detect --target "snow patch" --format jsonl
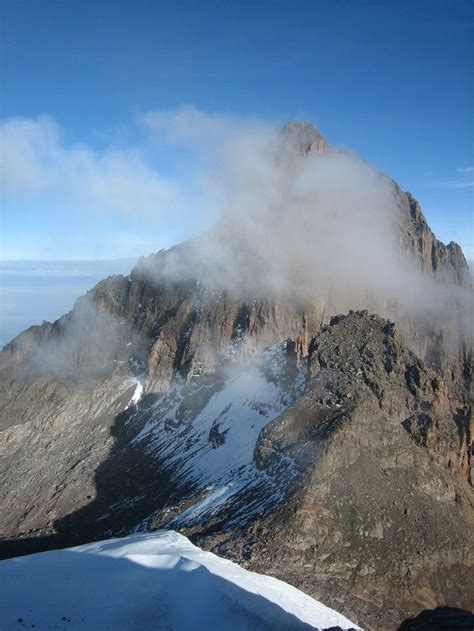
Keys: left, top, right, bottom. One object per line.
{"left": 125, "top": 375, "right": 144, "bottom": 410}
{"left": 133, "top": 344, "right": 306, "bottom": 527}
{"left": 0, "top": 531, "right": 360, "bottom": 630}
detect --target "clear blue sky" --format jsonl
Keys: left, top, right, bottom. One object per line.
{"left": 1, "top": 0, "right": 473, "bottom": 259}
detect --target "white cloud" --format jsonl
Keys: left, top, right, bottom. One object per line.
{"left": 0, "top": 115, "right": 59, "bottom": 198}
{"left": 1, "top": 107, "right": 472, "bottom": 353}
{"left": 429, "top": 166, "right": 474, "bottom": 188}
{"left": 437, "top": 180, "right": 474, "bottom": 189}
{"left": 139, "top": 105, "right": 268, "bottom": 150}
{"left": 2, "top": 107, "right": 472, "bottom": 302}
{"left": 0, "top": 116, "right": 177, "bottom": 217}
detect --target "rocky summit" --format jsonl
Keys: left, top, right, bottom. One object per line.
{"left": 0, "top": 124, "right": 472, "bottom": 631}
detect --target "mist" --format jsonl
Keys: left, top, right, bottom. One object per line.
{"left": 137, "top": 112, "right": 473, "bottom": 349}
{"left": 4, "top": 109, "right": 472, "bottom": 373}
{"left": 0, "top": 260, "right": 135, "bottom": 348}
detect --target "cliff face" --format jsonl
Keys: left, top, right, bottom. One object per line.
{"left": 201, "top": 313, "right": 473, "bottom": 630}
{"left": 399, "top": 191, "right": 470, "bottom": 286}
{"left": 81, "top": 190, "right": 471, "bottom": 397}
{"left": 0, "top": 124, "right": 472, "bottom": 631}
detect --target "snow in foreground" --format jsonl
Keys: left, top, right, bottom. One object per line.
{"left": 0, "top": 531, "right": 360, "bottom": 631}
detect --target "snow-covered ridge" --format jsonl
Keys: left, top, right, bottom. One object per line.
{"left": 0, "top": 531, "right": 360, "bottom": 630}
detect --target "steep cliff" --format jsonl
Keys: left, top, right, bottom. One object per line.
{"left": 398, "top": 190, "right": 470, "bottom": 286}
{"left": 197, "top": 312, "right": 473, "bottom": 630}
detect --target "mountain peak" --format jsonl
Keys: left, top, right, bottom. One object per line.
{"left": 281, "top": 121, "right": 329, "bottom": 155}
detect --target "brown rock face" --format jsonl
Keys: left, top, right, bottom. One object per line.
{"left": 281, "top": 122, "right": 330, "bottom": 155}
{"left": 398, "top": 191, "right": 470, "bottom": 285}
{"left": 201, "top": 312, "right": 473, "bottom": 631}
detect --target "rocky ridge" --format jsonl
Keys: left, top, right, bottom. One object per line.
{"left": 196, "top": 312, "right": 473, "bottom": 630}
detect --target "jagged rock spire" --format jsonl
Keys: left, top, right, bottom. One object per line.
{"left": 281, "top": 121, "right": 330, "bottom": 155}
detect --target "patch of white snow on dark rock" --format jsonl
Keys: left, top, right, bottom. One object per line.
{"left": 133, "top": 344, "right": 306, "bottom": 528}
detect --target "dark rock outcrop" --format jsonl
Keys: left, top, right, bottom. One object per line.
{"left": 398, "top": 606, "right": 474, "bottom": 631}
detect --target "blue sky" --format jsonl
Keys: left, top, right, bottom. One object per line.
{"left": 1, "top": 0, "right": 473, "bottom": 260}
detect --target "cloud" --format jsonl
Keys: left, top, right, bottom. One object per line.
{"left": 138, "top": 111, "right": 401, "bottom": 300}
{"left": 139, "top": 105, "right": 268, "bottom": 151}
{"left": 436, "top": 180, "right": 474, "bottom": 189}
{"left": 135, "top": 109, "right": 473, "bottom": 350}
{"left": 0, "top": 116, "right": 177, "bottom": 217}
{"left": 2, "top": 109, "right": 471, "bottom": 318}
{"left": 428, "top": 166, "right": 474, "bottom": 188}
{"left": 3, "top": 107, "right": 472, "bottom": 361}
{"left": 0, "top": 259, "right": 135, "bottom": 349}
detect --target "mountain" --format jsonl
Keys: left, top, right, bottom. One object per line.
{"left": 0, "top": 123, "right": 472, "bottom": 631}
{"left": 0, "top": 530, "right": 359, "bottom": 631}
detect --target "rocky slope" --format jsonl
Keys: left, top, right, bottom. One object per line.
{"left": 0, "top": 123, "right": 472, "bottom": 630}
{"left": 195, "top": 312, "right": 473, "bottom": 630}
